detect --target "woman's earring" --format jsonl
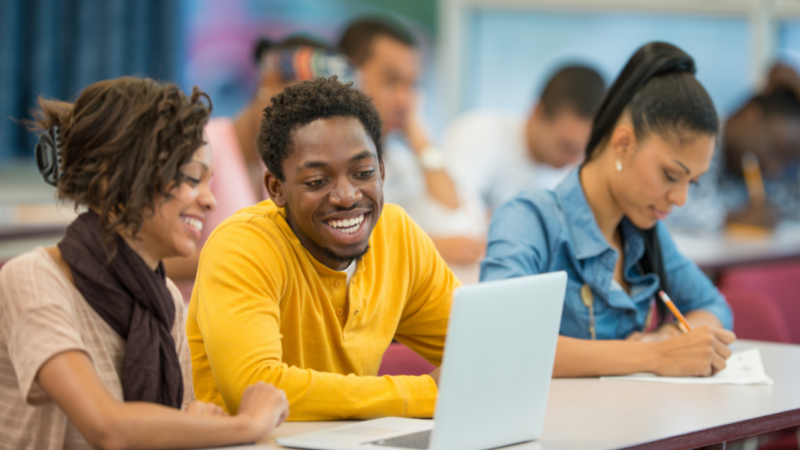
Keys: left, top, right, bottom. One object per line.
{"left": 616, "top": 160, "right": 623, "bottom": 172}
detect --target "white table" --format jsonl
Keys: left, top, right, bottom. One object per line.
{"left": 672, "top": 222, "right": 800, "bottom": 270}
{"left": 217, "top": 340, "right": 800, "bottom": 450}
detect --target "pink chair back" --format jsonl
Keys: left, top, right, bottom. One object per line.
{"left": 718, "top": 287, "right": 792, "bottom": 343}
{"left": 378, "top": 343, "right": 436, "bottom": 377}
{"left": 757, "top": 428, "right": 799, "bottom": 450}
{"left": 718, "top": 260, "right": 800, "bottom": 343}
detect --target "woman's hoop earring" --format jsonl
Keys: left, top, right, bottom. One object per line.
{"left": 616, "top": 160, "right": 623, "bottom": 172}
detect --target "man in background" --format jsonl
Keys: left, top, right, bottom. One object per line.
{"left": 444, "top": 66, "right": 605, "bottom": 212}
{"left": 339, "top": 17, "right": 486, "bottom": 264}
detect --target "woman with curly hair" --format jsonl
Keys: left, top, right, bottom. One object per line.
{"left": 0, "top": 77, "right": 288, "bottom": 449}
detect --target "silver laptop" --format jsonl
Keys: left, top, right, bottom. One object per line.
{"left": 277, "top": 272, "right": 566, "bottom": 450}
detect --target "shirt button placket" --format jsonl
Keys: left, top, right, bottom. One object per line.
{"left": 333, "top": 278, "right": 348, "bottom": 336}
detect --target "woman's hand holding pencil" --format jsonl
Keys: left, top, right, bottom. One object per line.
{"left": 658, "top": 291, "right": 693, "bottom": 333}
{"left": 648, "top": 326, "right": 737, "bottom": 376}
{"left": 627, "top": 291, "right": 738, "bottom": 376}
{"left": 627, "top": 291, "right": 702, "bottom": 343}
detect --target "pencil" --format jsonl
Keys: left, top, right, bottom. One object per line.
{"left": 742, "top": 152, "right": 766, "bottom": 207}
{"left": 658, "top": 290, "right": 692, "bottom": 333}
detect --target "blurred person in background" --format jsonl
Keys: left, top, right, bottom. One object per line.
{"left": 724, "top": 63, "right": 800, "bottom": 181}
{"left": 0, "top": 77, "right": 288, "bottom": 450}
{"left": 444, "top": 66, "right": 606, "bottom": 213}
{"left": 339, "top": 17, "right": 487, "bottom": 264}
{"left": 667, "top": 62, "right": 800, "bottom": 234}
{"left": 164, "top": 35, "right": 358, "bottom": 300}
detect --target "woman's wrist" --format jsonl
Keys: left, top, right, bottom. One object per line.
{"left": 639, "top": 341, "right": 661, "bottom": 374}
{"left": 232, "top": 414, "right": 262, "bottom": 443}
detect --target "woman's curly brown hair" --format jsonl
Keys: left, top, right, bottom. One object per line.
{"left": 256, "top": 76, "right": 383, "bottom": 181}
{"left": 28, "top": 76, "right": 212, "bottom": 255}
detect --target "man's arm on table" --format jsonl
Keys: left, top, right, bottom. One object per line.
{"left": 406, "top": 118, "right": 489, "bottom": 264}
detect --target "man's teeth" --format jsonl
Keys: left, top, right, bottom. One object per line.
{"left": 182, "top": 216, "right": 203, "bottom": 233}
{"left": 327, "top": 214, "right": 365, "bottom": 234}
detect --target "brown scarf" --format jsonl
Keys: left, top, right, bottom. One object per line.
{"left": 57, "top": 211, "right": 183, "bottom": 408}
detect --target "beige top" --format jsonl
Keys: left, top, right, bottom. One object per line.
{"left": 0, "top": 247, "right": 194, "bottom": 450}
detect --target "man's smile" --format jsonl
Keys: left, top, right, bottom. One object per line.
{"left": 321, "top": 211, "right": 372, "bottom": 245}
{"left": 325, "top": 213, "right": 366, "bottom": 234}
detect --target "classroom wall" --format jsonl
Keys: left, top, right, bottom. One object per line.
{"left": 0, "top": 0, "right": 181, "bottom": 163}
{"left": 463, "top": 9, "right": 752, "bottom": 117}
{"left": 2, "top": 0, "right": 798, "bottom": 165}
{"left": 0, "top": 0, "right": 436, "bottom": 164}
{"left": 779, "top": 19, "right": 800, "bottom": 65}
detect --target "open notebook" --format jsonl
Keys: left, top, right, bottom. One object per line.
{"left": 601, "top": 348, "right": 773, "bottom": 385}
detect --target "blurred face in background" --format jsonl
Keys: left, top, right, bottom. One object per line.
{"left": 528, "top": 106, "right": 593, "bottom": 169}
{"left": 723, "top": 103, "right": 800, "bottom": 178}
{"left": 250, "top": 71, "right": 292, "bottom": 129}
{"left": 356, "top": 36, "right": 418, "bottom": 134}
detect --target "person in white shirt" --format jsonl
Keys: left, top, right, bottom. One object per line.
{"left": 339, "top": 17, "right": 486, "bottom": 264}
{"left": 445, "top": 66, "right": 606, "bottom": 212}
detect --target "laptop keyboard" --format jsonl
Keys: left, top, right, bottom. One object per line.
{"left": 369, "top": 430, "right": 431, "bottom": 449}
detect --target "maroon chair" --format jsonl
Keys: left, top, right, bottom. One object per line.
{"left": 758, "top": 429, "right": 799, "bottom": 450}
{"left": 718, "top": 261, "right": 800, "bottom": 344}
{"left": 378, "top": 343, "right": 436, "bottom": 376}
{"left": 718, "top": 287, "right": 792, "bottom": 343}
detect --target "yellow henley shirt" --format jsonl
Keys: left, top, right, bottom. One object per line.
{"left": 187, "top": 201, "right": 460, "bottom": 421}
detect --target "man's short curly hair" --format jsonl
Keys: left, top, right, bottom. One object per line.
{"left": 257, "top": 76, "right": 383, "bottom": 181}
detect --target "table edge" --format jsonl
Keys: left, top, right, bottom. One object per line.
{"left": 619, "top": 408, "right": 800, "bottom": 450}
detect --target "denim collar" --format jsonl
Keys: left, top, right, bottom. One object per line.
{"left": 555, "top": 169, "right": 612, "bottom": 260}
{"left": 555, "top": 170, "right": 651, "bottom": 288}
{"left": 555, "top": 170, "right": 650, "bottom": 265}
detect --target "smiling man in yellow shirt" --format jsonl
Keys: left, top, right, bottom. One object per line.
{"left": 187, "top": 76, "right": 460, "bottom": 421}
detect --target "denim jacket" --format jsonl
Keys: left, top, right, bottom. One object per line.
{"left": 480, "top": 170, "right": 733, "bottom": 340}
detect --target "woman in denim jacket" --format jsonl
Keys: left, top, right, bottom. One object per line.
{"left": 482, "top": 42, "right": 736, "bottom": 377}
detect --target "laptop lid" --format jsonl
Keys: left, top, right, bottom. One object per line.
{"left": 430, "top": 272, "right": 566, "bottom": 450}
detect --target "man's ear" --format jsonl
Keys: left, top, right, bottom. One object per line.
{"left": 265, "top": 172, "right": 287, "bottom": 207}
{"left": 379, "top": 159, "right": 386, "bottom": 181}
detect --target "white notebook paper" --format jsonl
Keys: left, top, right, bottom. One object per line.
{"left": 601, "top": 348, "right": 773, "bottom": 385}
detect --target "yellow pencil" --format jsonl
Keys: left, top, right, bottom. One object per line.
{"left": 742, "top": 152, "right": 766, "bottom": 207}
{"left": 658, "top": 290, "right": 692, "bottom": 333}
